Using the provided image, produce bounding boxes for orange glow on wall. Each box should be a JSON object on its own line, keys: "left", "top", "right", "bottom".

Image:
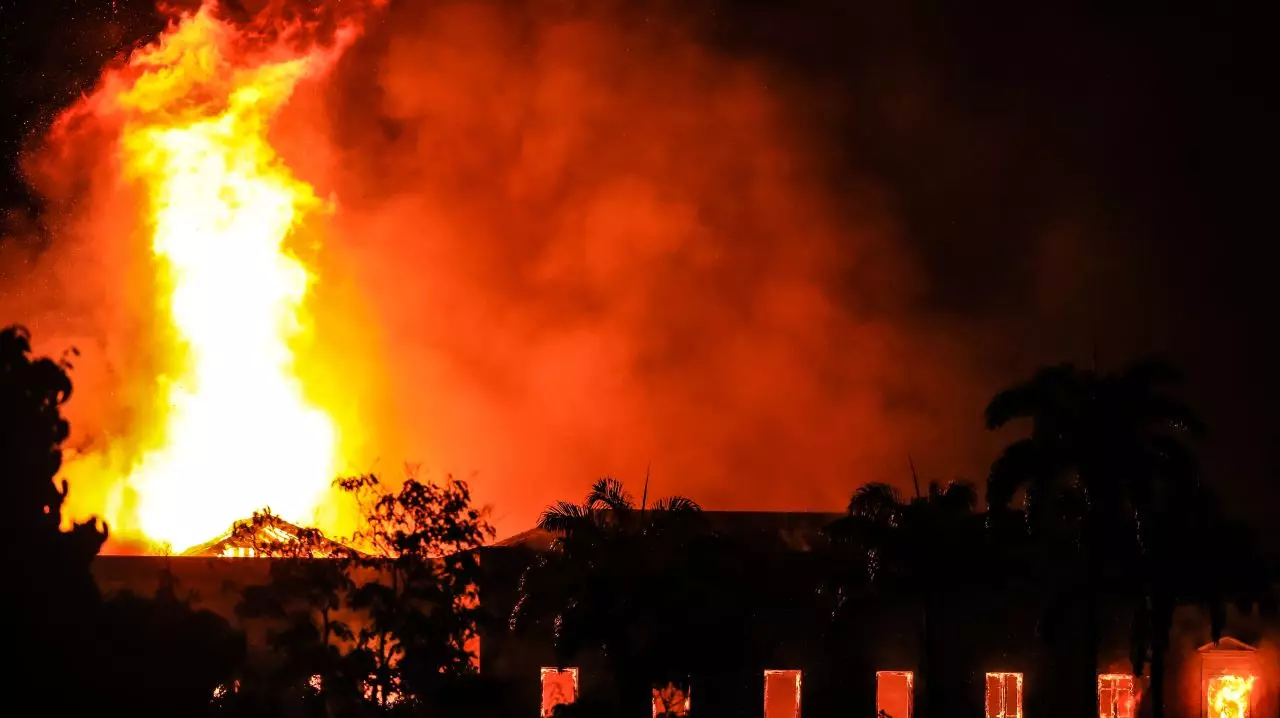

{"left": 764, "top": 669, "right": 802, "bottom": 718}
{"left": 985, "top": 672, "right": 1023, "bottom": 718}
{"left": 540, "top": 667, "right": 579, "bottom": 717}
{"left": 1097, "top": 673, "right": 1136, "bottom": 718}
{"left": 876, "top": 670, "right": 913, "bottom": 718}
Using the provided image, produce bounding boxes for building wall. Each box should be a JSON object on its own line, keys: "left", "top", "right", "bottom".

{"left": 91, "top": 553, "right": 1278, "bottom": 717}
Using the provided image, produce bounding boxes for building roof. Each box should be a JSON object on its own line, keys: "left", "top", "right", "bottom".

{"left": 181, "top": 514, "right": 355, "bottom": 558}
{"left": 493, "top": 510, "right": 843, "bottom": 553}
{"left": 1197, "top": 637, "right": 1258, "bottom": 653}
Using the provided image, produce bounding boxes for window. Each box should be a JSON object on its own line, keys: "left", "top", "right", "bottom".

{"left": 540, "top": 667, "right": 579, "bottom": 717}
{"left": 876, "top": 671, "right": 914, "bottom": 718}
{"left": 1098, "top": 674, "right": 1136, "bottom": 718}
{"left": 652, "top": 680, "right": 691, "bottom": 717}
{"left": 1206, "top": 674, "right": 1255, "bottom": 718}
{"left": 764, "top": 670, "right": 802, "bottom": 718}
{"left": 985, "top": 672, "right": 1023, "bottom": 718}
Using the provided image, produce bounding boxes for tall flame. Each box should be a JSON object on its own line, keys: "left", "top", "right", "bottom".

{"left": 56, "top": 2, "right": 371, "bottom": 552}
{"left": 1208, "top": 675, "right": 1255, "bottom": 718}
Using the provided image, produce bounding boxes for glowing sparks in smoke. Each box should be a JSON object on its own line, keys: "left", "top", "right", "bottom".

{"left": 55, "top": 2, "right": 372, "bottom": 551}
{"left": 1208, "top": 675, "right": 1255, "bottom": 718}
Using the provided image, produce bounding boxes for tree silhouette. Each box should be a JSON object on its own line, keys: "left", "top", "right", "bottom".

{"left": 336, "top": 472, "right": 494, "bottom": 713}
{"left": 984, "top": 359, "right": 1204, "bottom": 716}
{"left": 512, "top": 477, "right": 708, "bottom": 718}
{"left": 825, "top": 479, "right": 984, "bottom": 716}
{"left": 233, "top": 510, "right": 358, "bottom": 714}
{"left": 101, "top": 564, "right": 245, "bottom": 717}
{"left": 1133, "top": 483, "right": 1274, "bottom": 718}
{"left": 0, "top": 325, "right": 106, "bottom": 707}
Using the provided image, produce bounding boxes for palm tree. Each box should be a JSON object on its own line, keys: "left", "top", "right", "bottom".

{"left": 984, "top": 359, "right": 1204, "bottom": 717}
{"left": 825, "top": 479, "right": 983, "bottom": 717}
{"left": 512, "top": 477, "right": 706, "bottom": 718}
{"left": 1133, "top": 483, "right": 1274, "bottom": 718}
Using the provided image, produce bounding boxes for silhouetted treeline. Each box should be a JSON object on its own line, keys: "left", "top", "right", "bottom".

{"left": 2, "top": 323, "right": 1275, "bottom": 717}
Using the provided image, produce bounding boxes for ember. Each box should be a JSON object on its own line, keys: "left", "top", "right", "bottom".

{"left": 1207, "top": 675, "right": 1255, "bottom": 718}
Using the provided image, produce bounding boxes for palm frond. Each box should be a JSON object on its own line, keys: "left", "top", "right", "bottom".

{"left": 936, "top": 480, "right": 978, "bottom": 513}
{"left": 849, "top": 483, "right": 902, "bottom": 517}
{"left": 587, "top": 477, "right": 634, "bottom": 513}
{"left": 538, "top": 502, "right": 594, "bottom": 533}
{"left": 650, "top": 496, "right": 701, "bottom": 514}
{"left": 986, "top": 438, "right": 1048, "bottom": 509}
{"left": 983, "top": 363, "right": 1079, "bottom": 430}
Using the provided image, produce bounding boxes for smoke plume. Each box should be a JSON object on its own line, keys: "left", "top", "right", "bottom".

{"left": 2, "top": 0, "right": 998, "bottom": 540}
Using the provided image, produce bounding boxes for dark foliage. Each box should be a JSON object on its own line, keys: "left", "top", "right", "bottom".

{"left": 224, "top": 473, "right": 494, "bottom": 716}
{"left": 983, "top": 359, "right": 1269, "bottom": 718}
{"left": 4, "top": 320, "right": 1273, "bottom": 717}
{"left": 0, "top": 324, "right": 106, "bottom": 707}
{"left": 824, "top": 479, "right": 991, "bottom": 717}
{"left": 0, "top": 325, "right": 247, "bottom": 716}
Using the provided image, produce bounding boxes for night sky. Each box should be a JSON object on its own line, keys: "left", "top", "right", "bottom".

{"left": 2, "top": 1, "right": 1278, "bottom": 540}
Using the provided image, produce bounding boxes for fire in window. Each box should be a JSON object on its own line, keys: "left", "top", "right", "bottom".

{"left": 985, "top": 672, "right": 1023, "bottom": 718}
{"left": 764, "top": 669, "right": 802, "bottom": 718}
{"left": 1098, "top": 674, "right": 1136, "bottom": 718}
{"left": 1200, "top": 637, "right": 1259, "bottom": 718}
{"left": 876, "top": 670, "right": 914, "bottom": 718}
{"left": 1207, "top": 675, "right": 1255, "bottom": 718}
{"left": 652, "top": 680, "right": 691, "bottom": 717}
{"left": 540, "top": 667, "right": 579, "bottom": 717}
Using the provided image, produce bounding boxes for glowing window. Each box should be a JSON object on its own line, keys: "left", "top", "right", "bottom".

{"left": 876, "top": 670, "right": 914, "bottom": 718}
{"left": 985, "top": 672, "right": 1023, "bottom": 718}
{"left": 540, "top": 667, "right": 579, "bottom": 717}
{"left": 764, "top": 669, "right": 802, "bottom": 718}
{"left": 1207, "top": 674, "right": 1255, "bottom": 718}
{"left": 1098, "top": 674, "right": 1136, "bottom": 718}
{"left": 653, "top": 680, "right": 691, "bottom": 717}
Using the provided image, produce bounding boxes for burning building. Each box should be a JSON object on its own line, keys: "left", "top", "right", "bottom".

{"left": 87, "top": 509, "right": 1280, "bottom": 718}
{"left": 1200, "top": 638, "right": 1260, "bottom": 718}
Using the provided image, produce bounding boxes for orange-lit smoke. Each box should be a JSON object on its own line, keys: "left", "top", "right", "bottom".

{"left": 3, "top": 0, "right": 993, "bottom": 545}
{"left": 3, "top": 0, "right": 382, "bottom": 551}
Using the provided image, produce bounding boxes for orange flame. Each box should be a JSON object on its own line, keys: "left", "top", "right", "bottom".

{"left": 55, "top": 1, "right": 376, "bottom": 552}
{"left": 1208, "top": 675, "right": 1255, "bottom": 718}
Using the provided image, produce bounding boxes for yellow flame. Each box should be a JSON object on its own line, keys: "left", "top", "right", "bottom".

{"left": 1208, "top": 675, "right": 1255, "bottom": 718}
{"left": 70, "top": 4, "right": 350, "bottom": 552}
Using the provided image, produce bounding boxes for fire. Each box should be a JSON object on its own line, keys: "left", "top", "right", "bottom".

{"left": 1097, "top": 673, "right": 1136, "bottom": 718}
{"left": 54, "top": 1, "right": 375, "bottom": 552}
{"left": 1208, "top": 675, "right": 1255, "bottom": 718}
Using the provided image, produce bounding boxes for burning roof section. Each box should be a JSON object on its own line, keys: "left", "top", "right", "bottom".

{"left": 181, "top": 513, "right": 355, "bottom": 558}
